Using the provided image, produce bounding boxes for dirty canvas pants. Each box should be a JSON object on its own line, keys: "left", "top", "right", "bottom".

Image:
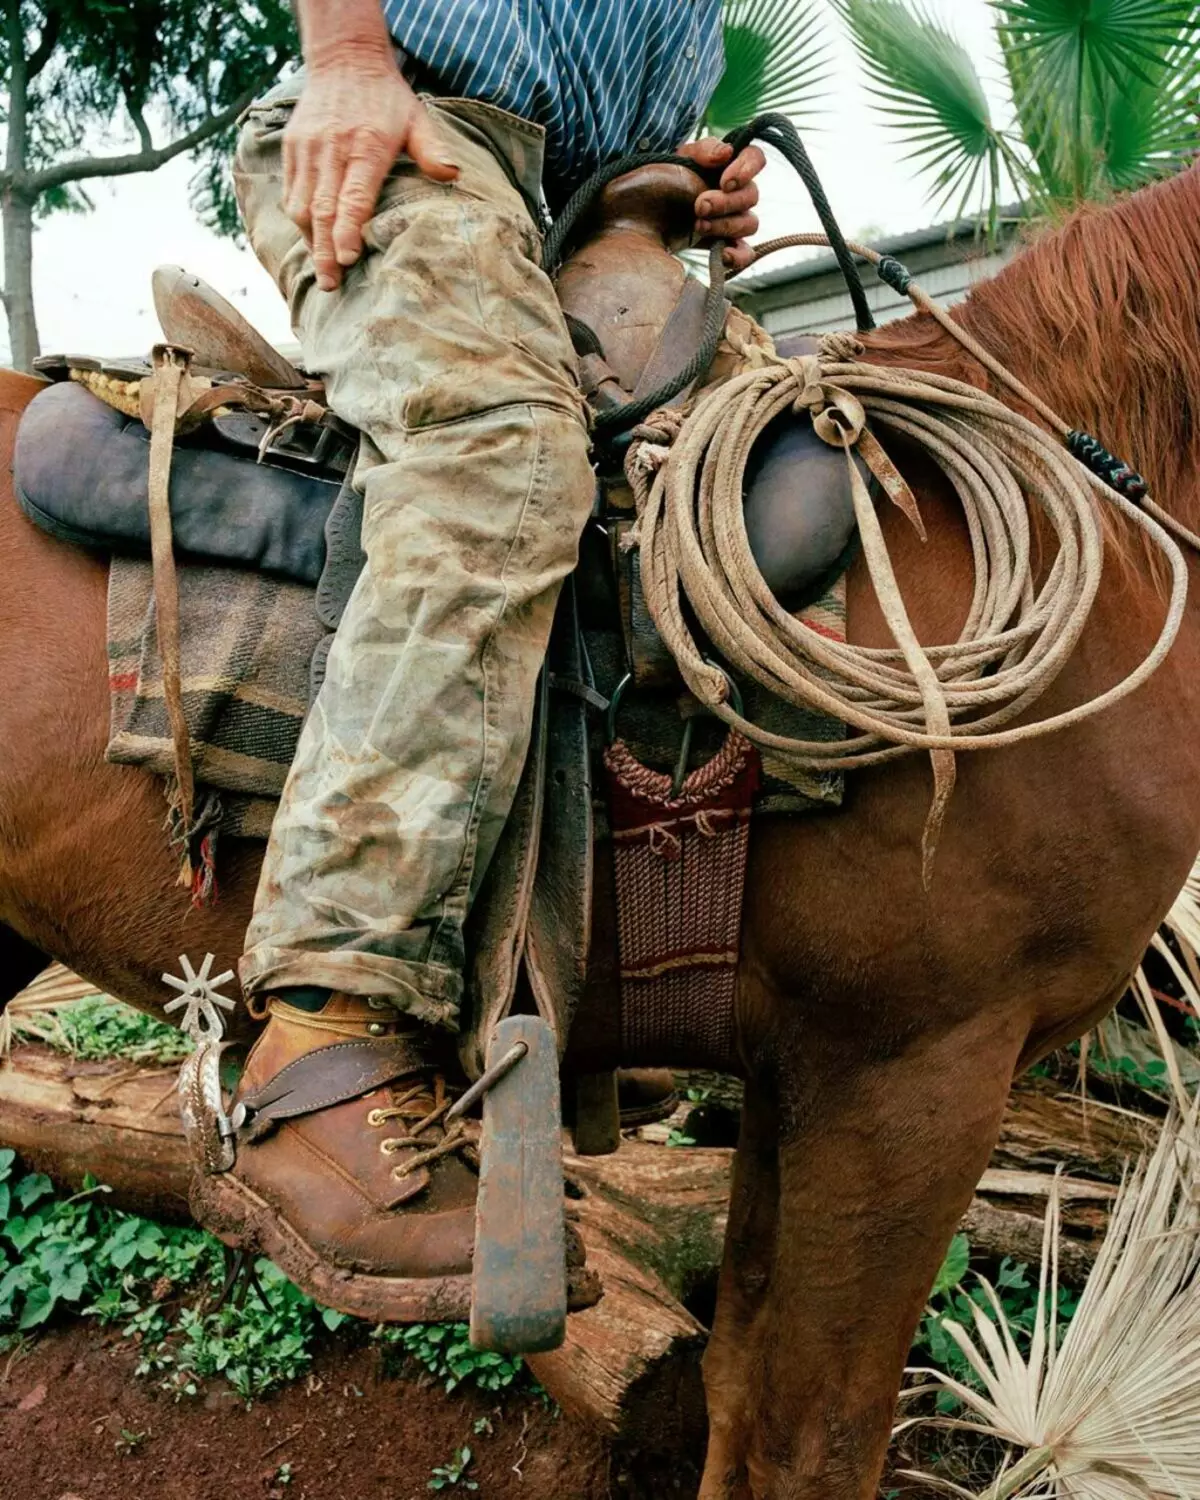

{"left": 234, "top": 91, "right": 594, "bottom": 1029}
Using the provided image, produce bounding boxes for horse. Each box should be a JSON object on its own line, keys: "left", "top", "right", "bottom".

{"left": 5, "top": 161, "right": 1200, "bottom": 1500}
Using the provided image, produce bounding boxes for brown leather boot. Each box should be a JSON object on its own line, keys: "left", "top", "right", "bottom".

{"left": 616, "top": 1068, "right": 679, "bottom": 1127}
{"left": 189, "top": 993, "right": 478, "bottom": 1322}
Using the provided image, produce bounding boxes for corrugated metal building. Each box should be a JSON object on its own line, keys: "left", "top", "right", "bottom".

{"left": 729, "top": 213, "right": 1022, "bottom": 338}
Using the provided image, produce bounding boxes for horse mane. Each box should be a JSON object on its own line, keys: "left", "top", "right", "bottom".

{"left": 862, "top": 163, "right": 1200, "bottom": 526}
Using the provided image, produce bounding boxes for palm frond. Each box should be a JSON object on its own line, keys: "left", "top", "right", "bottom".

{"left": 994, "top": 0, "right": 1200, "bottom": 205}
{"left": 702, "top": 0, "right": 830, "bottom": 135}
{"left": 832, "top": 0, "right": 1015, "bottom": 229}
{"left": 904, "top": 1107, "right": 1200, "bottom": 1499}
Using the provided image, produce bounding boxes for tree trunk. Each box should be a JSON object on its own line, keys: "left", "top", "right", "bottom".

{"left": 2, "top": 191, "right": 39, "bottom": 370}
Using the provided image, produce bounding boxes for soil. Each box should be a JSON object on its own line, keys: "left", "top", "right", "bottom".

{"left": 0, "top": 1323, "right": 703, "bottom": 1500}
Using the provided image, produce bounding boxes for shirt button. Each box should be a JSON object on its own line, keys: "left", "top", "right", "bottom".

{"left": 638, "top": 136, "right": 651, "bottom": 150}
{"left": 685, "top": 45, "right": 696, "bottom": 58}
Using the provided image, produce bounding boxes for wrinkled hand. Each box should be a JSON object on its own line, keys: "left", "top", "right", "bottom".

{"left": 675, "top": 138, "right": 768, "bottom": 273}
{"left": 283, "top": 59, "right": 460, "bottom": 291}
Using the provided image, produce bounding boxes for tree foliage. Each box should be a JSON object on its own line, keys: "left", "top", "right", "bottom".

{"left": 834, "top": 0, "right": 1200, "bottom": 231}
{"left": 0, "top": 0, "right": 296, "bottom": 365}
{"left": 0, "top": 0, "right": 295, "bottom": 223}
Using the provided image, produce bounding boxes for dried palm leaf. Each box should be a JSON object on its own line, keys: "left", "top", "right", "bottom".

{"left": 1, "top": 964, "right": 102, "bottom": 1058}
{"left": 900, "top": 1108, "right": 1200, "bottom": 1499}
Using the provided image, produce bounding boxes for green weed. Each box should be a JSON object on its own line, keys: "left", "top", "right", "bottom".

{"left": 914, "top": 1236, "right": 1080, "bottom": 1412}
{"left": 0, "top": 1146, "right": 543, "bottom": 1410}
{"left": 12, "top": 995, "right": 192, "bottom": 1065}
{"left": 428, "top": 1445, "right": 478, "bottom": 1491}
{"left": 376, "top": 1320, "right": 528, "bottom": 1394}
{"left": 0, "top": 1148, "right": 334, "bottom": 1399}
{"left": 667, "top": 1084, "right": 714, "bottom": 1147}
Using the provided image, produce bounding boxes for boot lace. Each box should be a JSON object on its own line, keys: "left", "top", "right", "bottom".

{"left": 367, "top": 1075, "right": 477, "bottom": 1180}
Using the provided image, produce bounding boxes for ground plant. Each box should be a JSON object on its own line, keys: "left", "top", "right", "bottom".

{"left": 0, "top": 1102, "right": 538, "bottom": 1408}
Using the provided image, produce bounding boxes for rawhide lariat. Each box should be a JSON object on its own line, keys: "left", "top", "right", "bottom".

{"left": 625, "top": 239, "right": 1190, "bottom": 881}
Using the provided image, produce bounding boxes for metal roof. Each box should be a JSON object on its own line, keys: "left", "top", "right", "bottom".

{"left": 732, "top": 207, "right": 1025, "bottom": 296}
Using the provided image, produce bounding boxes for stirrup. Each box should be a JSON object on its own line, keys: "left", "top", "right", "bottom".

{"left": 465, "top": 1016, "right": 568, "bottom": 1354}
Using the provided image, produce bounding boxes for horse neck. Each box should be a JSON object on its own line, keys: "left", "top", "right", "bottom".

{"left": 867, "top": 170, "right": 1200, "bottom": 542}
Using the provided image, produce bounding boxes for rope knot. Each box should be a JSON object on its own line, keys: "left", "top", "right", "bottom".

{"left": 627, "top": 409, "right": 686, "bottom": 483}
{"left": 627, "top": 440, "right": 672, "bottom": 479}
{"left": 819, "top": 332, "right": 865, "bottom": 363}
{"left": 784, "top": 358, "right": 867, "bottom": 448}
{"left": 647, "top": 823, "right": 684, "bottom": 861}
{"left": 785, "top": 354, "right": 825, "bottom": 414}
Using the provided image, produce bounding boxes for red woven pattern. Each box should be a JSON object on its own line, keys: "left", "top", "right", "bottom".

{"left": 604, "top": 731, "right": 761, "bottom": 1072}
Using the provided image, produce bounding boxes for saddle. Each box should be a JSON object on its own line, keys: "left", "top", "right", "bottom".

{"left": 13, "top": 164, "right": 860, "bottom": 1080}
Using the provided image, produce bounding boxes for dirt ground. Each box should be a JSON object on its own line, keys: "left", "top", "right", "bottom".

{"left": 0, "top": 1322, "right": 705, "bottom": 1500}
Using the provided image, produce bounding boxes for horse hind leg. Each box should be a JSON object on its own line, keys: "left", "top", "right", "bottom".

{"left": 0, "top": 922, "right": 50, "bottom": 1007}
{"left": 728, "top": 1008, "right": 1024, "bottom": 1500}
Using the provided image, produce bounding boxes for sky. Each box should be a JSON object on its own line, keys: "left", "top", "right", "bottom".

{"left": 5, "top": 0, "right": 1014, "bottom": 364}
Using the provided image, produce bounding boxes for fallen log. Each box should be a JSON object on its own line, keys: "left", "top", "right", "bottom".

{"left": 0, "top": 1048, "right": 1151, "bottom": 1442}
{"left": 528, "top": 1144, "right": 732, "bottom": 1449}
{"left": 0, "top": 1044, "right": 192, "bottom": 1220}
{"left": 990, "top": 1075, "right": 1155, "bottom": 1179}
{"left": 0, "top": 1046, "right": 715, "bottom": 1450}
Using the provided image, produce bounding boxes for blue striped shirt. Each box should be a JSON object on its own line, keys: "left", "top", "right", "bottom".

{"left": 381, "top": 1, "right": 725, "bottom": 206}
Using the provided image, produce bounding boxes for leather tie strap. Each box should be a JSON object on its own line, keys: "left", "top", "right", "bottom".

{"left": 146, "top": 341, "right": 196, "bottom": 872}
{"left": 235, "top": 1036, "right": 430, "bottom": 1141}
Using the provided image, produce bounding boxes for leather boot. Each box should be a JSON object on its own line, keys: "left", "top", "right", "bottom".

{"left": 616, "top": 1068, "right": 679, "bottom": 1127}
{"left": 189, "top": 993, "right": 479, "bottom": 1323}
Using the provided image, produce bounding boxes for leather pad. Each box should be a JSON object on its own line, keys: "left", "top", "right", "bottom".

{"left": 14, "top": 381, "right": 340, "bottom": 584}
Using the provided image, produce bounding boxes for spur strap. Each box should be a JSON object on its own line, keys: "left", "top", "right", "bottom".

{"left": 235, "top": 1037, "right": 428, "bottom": 1139}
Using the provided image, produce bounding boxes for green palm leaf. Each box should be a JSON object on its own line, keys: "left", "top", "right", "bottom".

{"left": 994, "top": 0, "right": 1200, "bottom": 204}
{"left": 702, "top": 0, "right": 830, "bottom": 135}
{"left": 832, "top": 0, "right": 1015, "bottom": 229}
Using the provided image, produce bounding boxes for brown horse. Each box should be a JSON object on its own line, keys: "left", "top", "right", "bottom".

{"left": 5, "top": 164, "right": 1200, "bottom": 1499}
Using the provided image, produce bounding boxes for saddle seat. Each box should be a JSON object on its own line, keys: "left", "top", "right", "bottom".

{"left": 14, "top": 164, "right": 861, "bottom": 615}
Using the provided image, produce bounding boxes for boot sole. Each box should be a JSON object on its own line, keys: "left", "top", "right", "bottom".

{"left": 190, "top": 1169, "right": 473, "bottom": 1324}
{"left": 617, "top": 1090, "right": 681, "bottom": 1128}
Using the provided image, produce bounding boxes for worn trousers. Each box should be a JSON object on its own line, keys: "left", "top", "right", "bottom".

{"left": 235, "top": 86, "right": 595, "bottom": 1028}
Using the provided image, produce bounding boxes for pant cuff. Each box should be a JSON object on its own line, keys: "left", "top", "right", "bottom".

{"left": 238, "top": 945, "right": 462, "bottom": 1032}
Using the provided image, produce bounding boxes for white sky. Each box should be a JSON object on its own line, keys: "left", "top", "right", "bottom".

{"left": 5, "top": 0, "right": 1013, "bottom": 364}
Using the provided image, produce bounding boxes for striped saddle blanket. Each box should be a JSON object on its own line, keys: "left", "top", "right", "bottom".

{"left": 104, "top": 554, "right": 848, "bottom": 848}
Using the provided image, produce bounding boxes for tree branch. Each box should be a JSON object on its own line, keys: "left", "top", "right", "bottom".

{"left": 19, "top": 84, "right": 261, "bottom": 195}
{"left": 125, "top": 96, "right": 155, "bottom": 156}
{"left": 26, "top": 4, "right": 61, "bottom": 80}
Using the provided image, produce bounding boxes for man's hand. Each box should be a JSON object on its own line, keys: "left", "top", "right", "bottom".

{"left": 283, "top": 53, "right": 460, "bottom": 292}
{"left": 675, "top": 138, "right": 768, "bottom": 273}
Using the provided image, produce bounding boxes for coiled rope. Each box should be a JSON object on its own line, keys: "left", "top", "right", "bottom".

{"left": 625, "top": 236, "right": 1191, "bottom": 878}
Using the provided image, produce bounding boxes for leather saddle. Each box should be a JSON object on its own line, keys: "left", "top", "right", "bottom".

{"left": 15, "top": 165, "right": 859, "bottom": 613}
{"left": 12, "top": 164, "right": 862, "bottom": 1082}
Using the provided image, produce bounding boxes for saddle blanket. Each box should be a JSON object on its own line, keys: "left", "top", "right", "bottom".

{"left": 105, "top": 555, "right": 847, "bottom": 839}
{"left": 106, "top": 558, "right": 324, "bottom": 840}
